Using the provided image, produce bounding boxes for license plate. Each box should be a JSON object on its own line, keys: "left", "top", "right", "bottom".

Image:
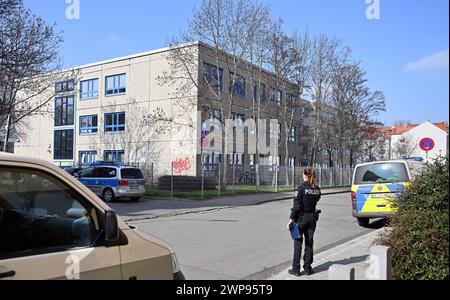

{"left": 130, "top": 186, "right": 140, "bottom": 190}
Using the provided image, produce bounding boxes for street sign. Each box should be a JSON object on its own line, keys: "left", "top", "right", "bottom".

{"left": 419, "top": 137, "right": 435, "bottom": 152}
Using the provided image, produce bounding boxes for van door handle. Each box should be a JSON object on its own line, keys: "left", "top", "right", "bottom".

{"left": 0, "top": 271, "right": 16, "bottom": 279}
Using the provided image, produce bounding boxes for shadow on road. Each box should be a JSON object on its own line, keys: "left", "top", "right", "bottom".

{"left": 109, "top": 197, "right": 238, "bottom": 217}
{"left": 110, "top": 192, "right": 350, "bottom": 220}
{"left": 364, "top": 218, "right": 390, "bottom": 229}
{"left": 311, "top": 255, "right": 368, "bottom": 274}
{"left": 109, "top": 192, "right": 295, "bottom": 217}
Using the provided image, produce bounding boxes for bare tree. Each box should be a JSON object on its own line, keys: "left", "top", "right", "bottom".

{"left": 264, "top": 20, "right": 302, "bottom": 186}
{"left": 151, "top": 0, "right": 272, "bottom": 186}
{"left": 335, "top": 63, "right": 385, "bottom": 167}
{"left": 307, "top": 34, "right": 344, "bottom": 166}
{"left": 240, "top": 7, "right": 272, "bottom": 189}
{"left": 362, "top": 126, "right": 385, "bottom": 162}
{"left": 289, "top": 31, "right": 313, "bottom": 169}
{"left": 1, "top": 0, "right": 63, "bottom": 151}
{"left": 392, "top": 134, "right": 418, "bottom": 159}
{"left": 0, "top": 0, "right": 18, "bottom": 16}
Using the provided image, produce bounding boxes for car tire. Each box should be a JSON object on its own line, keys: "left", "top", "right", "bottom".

{"left": 357, "top": 218, "right": 370, "bottom": 227}
{"left": 173, "top": 271, "right": 186, "bottom": 280}
{"left": 130, "top": 197, "right": 141, "bottom": 202}
{"left": 103, "top": 188, "right": 115, "bottom": 203}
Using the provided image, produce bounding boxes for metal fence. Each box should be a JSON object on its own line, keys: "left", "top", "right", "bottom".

{"left": 132, "top": 163, "right": 352, "bottom": 198}
{"left": 57, "top": 160, "right": 352, "bottom": 199}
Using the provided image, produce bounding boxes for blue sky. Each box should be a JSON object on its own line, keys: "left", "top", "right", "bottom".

{"left": 24, "top": 0, "right": 449, "bottom": 125}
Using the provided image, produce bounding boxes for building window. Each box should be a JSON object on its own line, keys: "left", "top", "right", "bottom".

{"left": 203, "top": 62, "right": 223, "bottom": 91}
{"left": 288, "top": 156, "right": 296, "bottom": 168}
{"left": 302, "top": 125, "right": 310, "bottom": 138}
{"left": 271, "top": 89, "right": 282, "bottom": 106}
{"left": 54, "top": 129, "right": 74, "bottom": 160}
{"left": 55, "top": 96, "right": 74, "bottom": 127}
{"left": 104, "top": 150, "right": 125, "bottom": 163}
{"left": 105, "top": 112, "right": 125, "bottom": 133}
{"left": 302, "top": 107, "right": 310, "bottom": 118}
{"left": 229, "top": 153, "right": 244, "bottom": 166}
{"left": 202, "top": 152, "right": 221, "bottom": 172}
{"left": 302, "top": 146, "right": 309, "bottom": 156}
{"left": 55, "top": 80, "right": 75, "bottom": 93}
{"left": 260, "top": 83, "right": 266, "bottom": 103}
{"left": 79, "top": 151, "right": 97, "bottom": 166}
{"left": 231, "top": 112, "right": 245, "bottom": 134}
{"left": 268, "top": 156, "right": 281, "bottom": 170}
{"left": 232, "top": 112, "right": 245, "bottom": 121}
{"left": 0, "top": 141, "right": 14, "bottom": 153}
{"left": 79, "top": 115, "right": 98, "bottom": 135}
{"left": 253, "top": 82, "right": 258, "bottom": 103}
{"left": 230, "top": 73, "right": 246, "bottom": 97}
{"left": 287, "top": 94, "right": 296, "bottom": 112}
{"left": 105, "top": 74, "right": 126, "bottom": 96}
{"left": 289, "top": 126, "right": 297, "bottom": 143}
{"left": 80, "top": 79, "right": 99, "bottom": 100}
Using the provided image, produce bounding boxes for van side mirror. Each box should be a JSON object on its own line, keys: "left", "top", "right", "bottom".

{"left": 105, "top": 210, "right": 119, "bottom": 242}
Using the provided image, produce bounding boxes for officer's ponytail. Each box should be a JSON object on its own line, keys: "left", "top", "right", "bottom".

{"left": 304, "top": 168, "right": 317, "bottom": 188}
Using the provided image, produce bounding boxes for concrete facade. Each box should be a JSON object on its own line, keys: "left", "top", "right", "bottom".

{"left": 15, "top": 44, "right": 199, "bottom": 177}
{"left": 14, "top": 43, "right": 315, "bottom": 178}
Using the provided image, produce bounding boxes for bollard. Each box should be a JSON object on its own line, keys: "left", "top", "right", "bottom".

{"left": 366, "top": 245, "right": 392, "bottom": 280}
{"left": 328, "top": 265, "right": 355, "bottom": 280}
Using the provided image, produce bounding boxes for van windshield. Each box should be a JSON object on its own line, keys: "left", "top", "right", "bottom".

{"left": 354, "top": 163, "right": 409, "bottom": 185}
{"left": 121, "top": 168, "right": 144, "bottom": 179}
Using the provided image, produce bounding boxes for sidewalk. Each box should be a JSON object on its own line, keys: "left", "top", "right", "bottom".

{"left": 269, "top": 228, "right": 385, "bottom": 280}
{"left": 112, "top": 187, "right": 350, "bottom": 222}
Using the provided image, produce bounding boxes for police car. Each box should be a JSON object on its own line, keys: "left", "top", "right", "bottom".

{"left": 76, "top": 162, "right": 146, "bottom": 202}
{"left": 351, "top": 158, "right": 425, "bottom": 227}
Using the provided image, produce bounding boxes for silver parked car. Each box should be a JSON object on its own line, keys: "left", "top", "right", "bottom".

{"left": 76, "top": 164, "right": 146, "bottom": 202}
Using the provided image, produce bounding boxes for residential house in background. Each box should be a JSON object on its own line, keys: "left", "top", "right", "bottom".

{"left": 368, "top": 121, "right": 449, "bottom": 162}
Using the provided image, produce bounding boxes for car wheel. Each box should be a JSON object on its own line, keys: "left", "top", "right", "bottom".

{"left": 173, "top": 271, "right": 186, "bottom": 280}
{"left": 130, "top": 197, "right": 141, "bottom": 202}
{"left": 357, "top": 218, "right": 370, "bottom": 227}
{"left": 103, "top": 188, "right": 115, "bottom": 203}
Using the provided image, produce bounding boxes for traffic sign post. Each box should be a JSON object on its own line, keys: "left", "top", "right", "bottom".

{"left": 419, "top": 137, "right": 435, "bottom": 164}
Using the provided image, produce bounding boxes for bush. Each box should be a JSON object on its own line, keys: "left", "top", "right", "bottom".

{"left": 377, "top": 157, "right": 449, "bottom": 280}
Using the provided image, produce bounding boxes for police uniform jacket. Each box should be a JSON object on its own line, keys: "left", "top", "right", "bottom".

{"left": 290, "top": 182, "right": 321, "bottom": 222}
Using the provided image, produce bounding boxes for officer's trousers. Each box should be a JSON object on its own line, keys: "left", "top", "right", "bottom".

{"left": 292, "top": 213, "right": 316, "bottom": 272}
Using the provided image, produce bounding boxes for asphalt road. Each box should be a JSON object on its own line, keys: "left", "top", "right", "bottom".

{"left": 128, "top": 193, "right": 383, "bottom": 280}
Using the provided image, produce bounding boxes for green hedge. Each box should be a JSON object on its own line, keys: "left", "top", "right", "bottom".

{"left": 377, "top": 157, "right": 449, "bottom": 280}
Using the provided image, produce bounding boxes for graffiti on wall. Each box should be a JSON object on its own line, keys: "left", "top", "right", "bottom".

{"left": 173, "top": 157, "right": 192, "bottom": 175}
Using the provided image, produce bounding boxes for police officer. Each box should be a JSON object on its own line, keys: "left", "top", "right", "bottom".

{"left": 287, "top": 168, "right": 321, "bottom": 277}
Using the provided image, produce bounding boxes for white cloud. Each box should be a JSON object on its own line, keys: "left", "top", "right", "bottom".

{"left": 405, "top": 49, "right": 449, "bottom": 73}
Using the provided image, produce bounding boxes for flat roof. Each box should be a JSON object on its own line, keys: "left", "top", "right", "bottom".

{"left": 69, "top": 41, "right": 200, "bottom": 71}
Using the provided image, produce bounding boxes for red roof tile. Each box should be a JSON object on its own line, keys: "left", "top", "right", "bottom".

{"left": 375, "top": 122, "right": 448, "bottom": 137}
{"left": 434, "top": 122, "right": 449, "bottom": 133}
